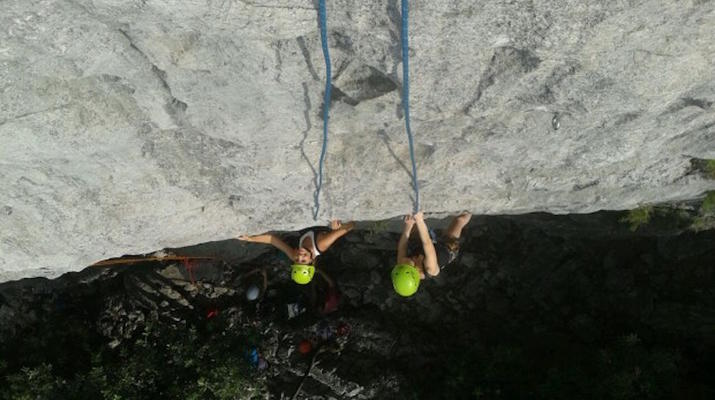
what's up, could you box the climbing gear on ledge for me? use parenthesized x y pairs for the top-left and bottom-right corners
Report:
(246, 284), (261, 301)
(298, 339), (313, 354)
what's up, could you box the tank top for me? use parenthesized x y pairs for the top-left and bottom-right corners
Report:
(298, 230), (321, 258)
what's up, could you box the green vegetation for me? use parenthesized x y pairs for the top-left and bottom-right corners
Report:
(705, 160), (715, 180)
(4, 364), (56, 400)
(690, 158), (715, 180)
(701, 191), (715, 215)
(691, 191), (715, 231)
(0, 320), (267, 400)
(620, 206), (654, 232)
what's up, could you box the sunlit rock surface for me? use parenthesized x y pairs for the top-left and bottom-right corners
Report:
(1, 0), (714, 281)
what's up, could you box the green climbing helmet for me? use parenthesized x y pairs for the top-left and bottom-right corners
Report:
(291, 264), (315, 285)
(391, 264), (420, 297)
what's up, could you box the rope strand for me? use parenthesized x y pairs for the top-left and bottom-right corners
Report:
(314, 0), (332, 220)
(401, 0), (420, 213)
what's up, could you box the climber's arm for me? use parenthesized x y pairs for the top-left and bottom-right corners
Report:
(414, 212), (439, 276)
(396, 215), (415, 264)
(316, 220), (355, 252)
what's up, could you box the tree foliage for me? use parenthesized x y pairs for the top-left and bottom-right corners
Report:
(0, 319), (266, 400)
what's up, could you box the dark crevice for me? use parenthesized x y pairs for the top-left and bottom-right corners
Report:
(329, 85), (359, 106)
(612, 111), (642, 126)
(329, 65), (398, 108)
(331, 31), (355, 54)
(665, 97), (713, 114)
(464, 46), (542, 114)
(296, 36), (320, 81)
(377, 129), (413, 179)
(686, 157), (715, 179)
(0, 105), (71, 128)
(682, 97), (713, 110)
(668, 120), (715, 143)
(238, 1), (315, 11)
(118, 29), (188, 120)
(572, 179), (600, 191)
(272, 41), (283, 83)
(298, 82), (319, 193)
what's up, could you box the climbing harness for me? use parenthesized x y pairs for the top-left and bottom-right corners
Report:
(401, 0), (421, 213)
(313, 0), (332, 220)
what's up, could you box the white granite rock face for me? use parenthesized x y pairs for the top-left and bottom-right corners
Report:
(1, 0), (714, 281)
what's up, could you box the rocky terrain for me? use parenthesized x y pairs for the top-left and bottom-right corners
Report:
(2, 0), (714, 281)
(1, 205), (714, 399)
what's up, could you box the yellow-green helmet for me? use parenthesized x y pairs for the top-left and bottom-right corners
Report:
(391, 264), (420, 297)
(291, 264), (315, 284)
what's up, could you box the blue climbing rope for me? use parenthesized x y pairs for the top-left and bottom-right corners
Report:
(314, 0), (332, 220)
(401, 0), (420, 213)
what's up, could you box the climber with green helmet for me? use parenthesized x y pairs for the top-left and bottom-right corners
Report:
(238, 220), (355, 285)
(392, 211), (472, 297)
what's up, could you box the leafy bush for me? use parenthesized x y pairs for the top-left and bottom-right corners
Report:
(620, 206), (654, 232)
(3, 364), (57, 400)
(705, 160), (715, 179)
(701, 191), (715, 215)
(0, 318), (266, 400)
(691, 192), (715, 231)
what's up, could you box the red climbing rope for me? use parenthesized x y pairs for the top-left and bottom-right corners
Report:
(91, 256), (214, 267)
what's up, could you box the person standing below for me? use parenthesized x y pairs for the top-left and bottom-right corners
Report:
(392, 211), (472, 297)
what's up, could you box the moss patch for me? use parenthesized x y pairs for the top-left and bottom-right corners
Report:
(706, 160), (715, 180)
(702, 191), (715, 214)
(620, 206), (654, 232)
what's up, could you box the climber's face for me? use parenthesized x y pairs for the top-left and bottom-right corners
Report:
(295, 247), (313, 264)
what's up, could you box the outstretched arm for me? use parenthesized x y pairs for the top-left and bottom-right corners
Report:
(238, 233), (296, 260)
(315, 220), (355, 252)
(413, 212), (439, 276)
(397, 215), (415, 264)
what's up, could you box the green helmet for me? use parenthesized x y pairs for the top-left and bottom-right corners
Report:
(391, 264), (420, 297)
(291, 264), (315, 285)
